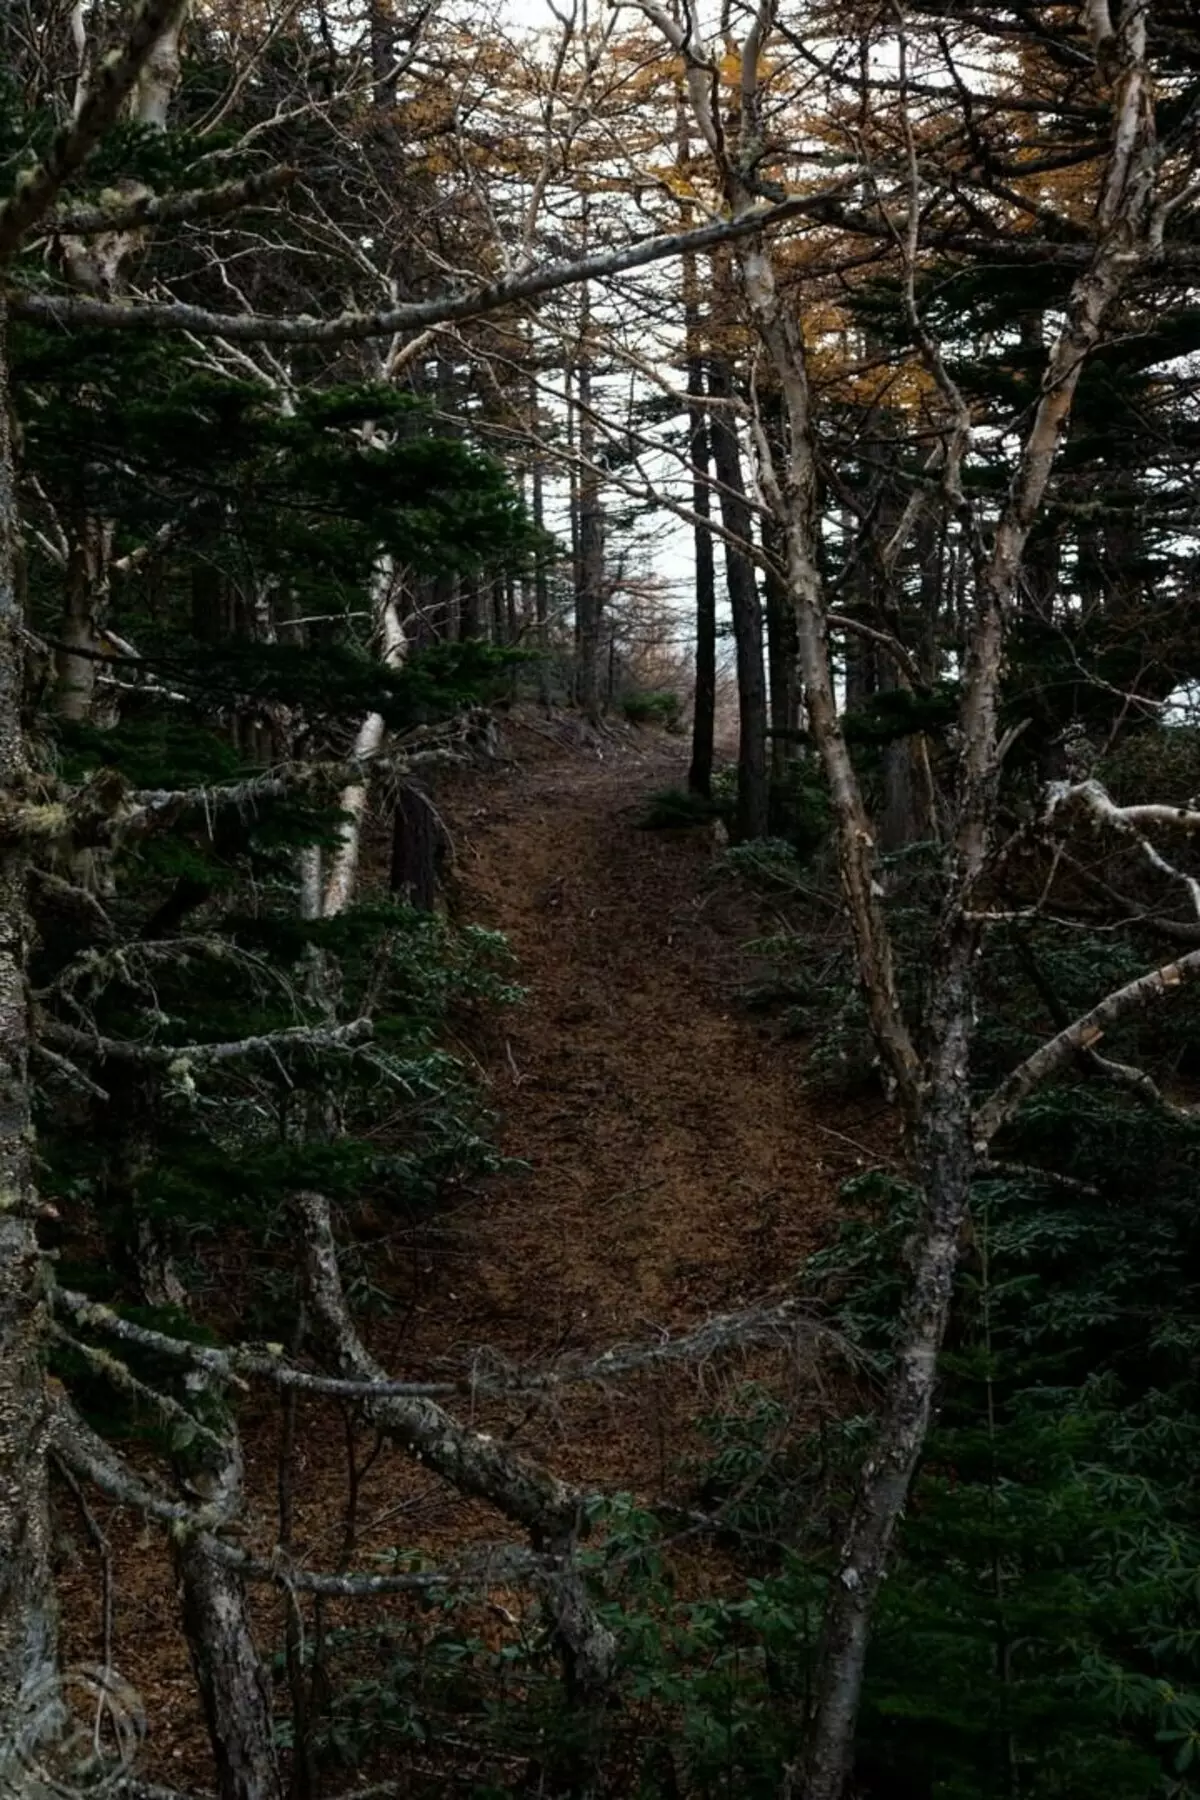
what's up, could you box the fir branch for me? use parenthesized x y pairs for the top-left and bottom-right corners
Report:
(32, 1042), (110, 1102)
(35, 936), (277, 1004)
(51, 1394), (234, 1533)
(49, 167), (298, 237)
(43, 1016), (373, 1068)
(296, 1189), (589, 1538)
(56, 1286), (828, 1403)
(974, 1159), (1101, 1199)
(29, 866), (117, 938)
(1049, 778), (1200, 919)
(0, 0), (191, 262)
(52, 1395), (546, 1597)
(56, 1288), (456, 1399)
(110, 1783), (213, 1800)
(1, 749), (472, 848)
(468, 1297), (829, 1393)
(48, 1323), (232, 1455)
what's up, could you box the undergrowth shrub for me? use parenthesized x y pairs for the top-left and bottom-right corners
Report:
(623, 689), (684, 730)
(767, 755), (834, 858)
(44, 901), (523, 1336)
(639, 786), (724, 829)
(533, 1092), (1200, 1799)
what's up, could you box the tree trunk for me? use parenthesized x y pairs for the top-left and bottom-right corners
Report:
(368, 0), (398, 108)
(796, 945), (975, 1800)
(52, 4), (188, 720)
(575, 283), (605, 727)
(177, 1552), (281, 1800)
(877, 652), (926, 855)
(120, 1174), (279, 1800)
(175, 1470), (283, 1800)
(458, 576), (481, 641)
(761, 394), (800, 781)
(706, 352), (768, 839)
(0, 297), (60, 1763)
(684, 260), (716, 798)
(390, 784), (442, 911)
(322, 575), (406, 919)
(531, 436), (553, 710)
(172, 1380), (281, 1800)
(54, 515), (109, 720)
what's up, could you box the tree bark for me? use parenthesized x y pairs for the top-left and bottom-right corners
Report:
(684, 259), (717, 798)
(54, 515), (111, 720)
(794, 936), (975, 1800)
(877, 652), (925, 855)
(368, 0), (398, 108)
(706, 348), (768, 839)
(176, 1544), (282, 1800)
(0, 297), (59, 1764)
(575, 279), (605, 727)
(761, 393), (800, 782)
(390, 784), (442, 912)
(322, 568), (406, 918)
(173, 1402), (282, 1800)
(531, 434), (553, 710)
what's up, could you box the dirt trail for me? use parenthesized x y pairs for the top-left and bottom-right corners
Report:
(393, 720), (871, 1488)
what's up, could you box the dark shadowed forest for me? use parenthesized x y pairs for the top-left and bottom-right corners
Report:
(2, 3), (1200, 1798)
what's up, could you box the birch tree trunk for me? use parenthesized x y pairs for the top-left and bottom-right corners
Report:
(322, 564), (407, 918)
(54, 513), (111, 721)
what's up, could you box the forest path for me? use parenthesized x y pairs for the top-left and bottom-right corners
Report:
(394, 718), (871, 1491)
(69, 719), (873, 1785)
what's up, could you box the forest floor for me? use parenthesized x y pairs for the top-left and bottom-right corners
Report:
(59, 715), (888, 1785)
(387, 715), (882, 1492)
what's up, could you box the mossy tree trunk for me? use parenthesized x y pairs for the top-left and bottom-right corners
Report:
(0, 296), (60, 1770)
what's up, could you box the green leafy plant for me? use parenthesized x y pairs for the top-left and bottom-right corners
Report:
(639, 785), (724, 829)
(622, 689), (685, 730)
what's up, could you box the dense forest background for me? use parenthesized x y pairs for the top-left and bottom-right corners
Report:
(1, 1), (1199, 1797)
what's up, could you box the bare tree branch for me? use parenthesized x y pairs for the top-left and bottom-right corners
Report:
(974, 950), (1200, 1147)
(43, 1017), (372, 1069)
(10, 195), (833, 343)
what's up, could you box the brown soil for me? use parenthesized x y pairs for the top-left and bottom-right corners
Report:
(386, 719), (878, 1490)
(57, 716), (886, 1787)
